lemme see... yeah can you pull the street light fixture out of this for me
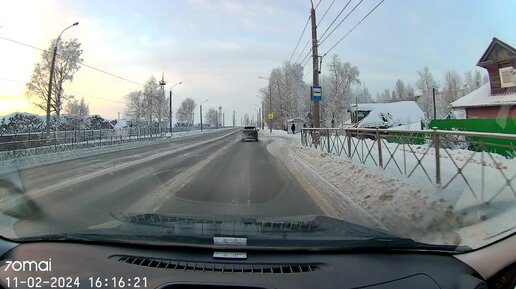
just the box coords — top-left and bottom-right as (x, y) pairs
(169, 82), (182, 133)
(46, 22), (79, 136)
(258, 76), (272, 133)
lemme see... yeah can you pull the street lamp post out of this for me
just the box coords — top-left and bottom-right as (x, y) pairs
(258, 76), (272, 133)
(169, 82), (182, 134)
(46, 22), (79, 136)
(199, 99), (208, 131)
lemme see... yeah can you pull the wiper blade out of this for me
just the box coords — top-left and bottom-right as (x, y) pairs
(112, 212), (324, 233)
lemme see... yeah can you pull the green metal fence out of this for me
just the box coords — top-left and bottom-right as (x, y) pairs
(429, 119), (516, 157)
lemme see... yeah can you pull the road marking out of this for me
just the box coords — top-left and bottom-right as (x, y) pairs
(133, 138), (238, 213)
(26, 130), (239, 200)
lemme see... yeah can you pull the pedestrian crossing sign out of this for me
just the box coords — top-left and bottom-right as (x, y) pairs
(268, 113), (274, 120)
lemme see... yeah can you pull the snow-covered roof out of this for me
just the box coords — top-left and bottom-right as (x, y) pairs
(349, 103), (383, 112)
(450, 83), (516, 108)
(353, 101), (425, 129)
(113, 119), (128, 129)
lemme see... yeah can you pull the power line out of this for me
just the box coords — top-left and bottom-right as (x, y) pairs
(0, 78), (126, 104)
(317, 0), (352, 41)
(314, 0), (323, 9)
(288, 15), (311, 64)
(0, 35), (142, 86)
(294, 39), (311, 64)
(323, 0), (386, 57)
(292, 0), (324, 64)
(66, 89), (126, 104)
(0, 35), (45, 51)
(79, 63), (142, 86)
(317, 0), (336, 26)
(319, 0), (365, 46)
(300, 47), (313, 68)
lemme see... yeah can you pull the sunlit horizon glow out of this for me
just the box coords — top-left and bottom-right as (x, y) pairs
(1, 0), (515, 121)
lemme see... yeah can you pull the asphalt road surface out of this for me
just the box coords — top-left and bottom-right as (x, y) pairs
(3, 128), (323, 237)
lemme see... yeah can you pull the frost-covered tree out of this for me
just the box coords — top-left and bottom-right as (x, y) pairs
(320, 55), (360, 126)
(65, 97), (89, 129)
(463, 70), (485, 94)
(124, 90), (144, 126)
(377, 89), (392, 103)
(416, 66), (437, 118)
(205, 108), (218, 126)
(26, 39), (83, 122)
(0, 113), (44, 134)
(393, 79), (410, 101)
(439, 70), (463, 118)
(84, 115), (112, 130)
(259, 62), (307, 129)
(142, 77), (162, 127)
(176, 98), (196, 126)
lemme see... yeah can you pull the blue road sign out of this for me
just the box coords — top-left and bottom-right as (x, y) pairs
(311, 86), (322, 101)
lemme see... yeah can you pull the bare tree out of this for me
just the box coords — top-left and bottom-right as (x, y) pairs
(439, 70), (463, 117)
(205, 108), (218, 126)
(464, 70), (485, 93)
(65, 97), (89, 129)
(377, 89), (392, 103)
(26, 38), (83, 121)
(142, 77), (161, 127)
(321, 55), (360, 126)
(125, 90), (144, 126)
(416, 66), (437, 118)
(177, 98), (196, 126)
(393, 79), (408, 101)
(406, 84), (416, 100)
(260, 62), (307, 128)
(353, 84), (373, 104)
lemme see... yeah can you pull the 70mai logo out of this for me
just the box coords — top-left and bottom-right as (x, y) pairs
(4, 259), (52, 272)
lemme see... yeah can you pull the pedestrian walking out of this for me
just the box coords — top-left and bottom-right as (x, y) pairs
(291, 123), (296, 134)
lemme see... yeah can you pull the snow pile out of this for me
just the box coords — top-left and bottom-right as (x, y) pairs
(292, 146), (462, 244)
(355, 101), (424, 129)
(264, 130), (516, 247)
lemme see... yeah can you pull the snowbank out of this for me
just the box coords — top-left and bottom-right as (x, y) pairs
(263, 130), (516, 247)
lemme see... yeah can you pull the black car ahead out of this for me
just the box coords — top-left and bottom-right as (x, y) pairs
(241, 126), (259, 141)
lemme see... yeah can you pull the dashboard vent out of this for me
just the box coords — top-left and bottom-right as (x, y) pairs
(112, 255), (322, 274)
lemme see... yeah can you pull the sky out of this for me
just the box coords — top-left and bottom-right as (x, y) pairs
(0, 0), (515, 122)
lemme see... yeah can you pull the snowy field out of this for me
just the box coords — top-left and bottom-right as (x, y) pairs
(0, 128), (231, 171)
(262, 129), (516, 248)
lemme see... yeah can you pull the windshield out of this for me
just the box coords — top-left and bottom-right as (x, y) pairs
(0, 0), (515, 253)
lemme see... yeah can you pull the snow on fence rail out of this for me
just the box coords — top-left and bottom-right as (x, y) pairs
(0, 126), (210, 160)
(300, 127), (516, 209)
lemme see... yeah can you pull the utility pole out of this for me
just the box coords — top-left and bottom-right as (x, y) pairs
(432, 88), (437, 120)
(258, 108), (261, 129)
(310, 1), (320, 128)
(218, 106), (222, 128)
(200, 105), (203, 131)
(169, 91), (172, 133)
(223, 113), (225, 127)
(233, 111), (235, 127)
(45, 22), (79, 136)
(159, 72), (166, 133)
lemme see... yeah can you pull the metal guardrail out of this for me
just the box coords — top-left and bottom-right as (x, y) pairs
(300, 128), (516, 206)
(0, 126), (217, 160)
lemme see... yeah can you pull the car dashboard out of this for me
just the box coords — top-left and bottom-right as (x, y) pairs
(0, 241), (491, 289)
